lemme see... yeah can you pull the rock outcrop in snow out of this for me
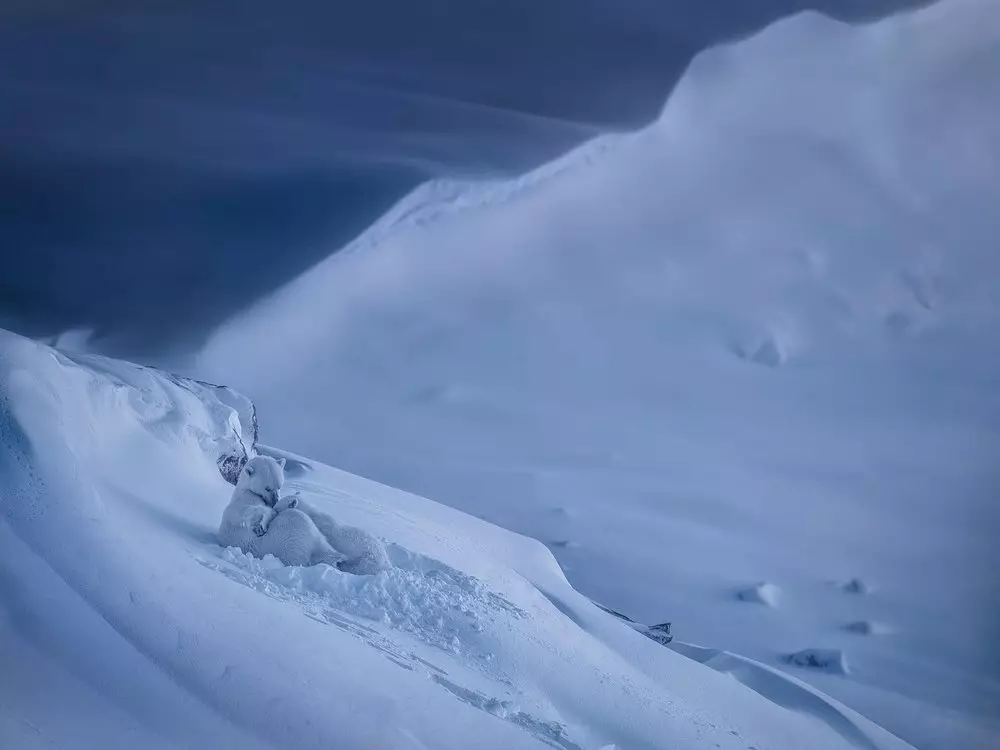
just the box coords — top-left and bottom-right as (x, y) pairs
(786, 648), (851, 675)
(844, 621), (893, 636)
(841, 577), (874, 595)
(737, 582), (782, 607)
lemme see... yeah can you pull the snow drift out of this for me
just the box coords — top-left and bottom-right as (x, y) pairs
(0, 330), (919, 749)
(197, 1), (1000, 748)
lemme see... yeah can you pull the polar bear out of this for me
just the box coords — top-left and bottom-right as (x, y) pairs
(218, 455), (344, 568)
(294, 499), (392, 575)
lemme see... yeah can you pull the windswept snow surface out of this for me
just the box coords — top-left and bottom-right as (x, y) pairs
(199, 1), (1000, 748)
(0, 331), (917, 749)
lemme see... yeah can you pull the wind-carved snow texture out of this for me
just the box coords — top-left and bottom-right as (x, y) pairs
(62, 350), (259, 477)
(197, 3), (1000, 748)
(673, 643), (888, 750)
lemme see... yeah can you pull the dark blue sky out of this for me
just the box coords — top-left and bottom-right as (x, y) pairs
(0, 0), (922, 354)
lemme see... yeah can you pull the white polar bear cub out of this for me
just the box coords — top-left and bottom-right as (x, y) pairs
(295, 497), (392, 576)
(218, 455), (344, 568)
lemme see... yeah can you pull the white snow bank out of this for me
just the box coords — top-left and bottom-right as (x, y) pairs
(0, 330), (914, 749)
(673, 643), (897, 750)
(197, 2), (1000, 747)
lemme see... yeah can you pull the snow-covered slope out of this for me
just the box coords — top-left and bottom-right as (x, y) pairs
(197, 1), (1000, 748)
(0, 330), (919, 749)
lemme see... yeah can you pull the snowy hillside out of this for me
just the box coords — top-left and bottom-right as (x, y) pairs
(0, 330), (921, 749)
(197, 1), (1000, 749)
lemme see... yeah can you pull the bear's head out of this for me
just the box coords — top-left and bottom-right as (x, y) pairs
(237, 455), (286, 507)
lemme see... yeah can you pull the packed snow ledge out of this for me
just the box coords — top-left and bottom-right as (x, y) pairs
(0, 332), (919, 749)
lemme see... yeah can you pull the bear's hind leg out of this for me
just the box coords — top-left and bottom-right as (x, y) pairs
(311, 538), (347, 568)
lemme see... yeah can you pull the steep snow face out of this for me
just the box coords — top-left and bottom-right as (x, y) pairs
(198, 2), (1000, 748)
(0, 331), (916, 750)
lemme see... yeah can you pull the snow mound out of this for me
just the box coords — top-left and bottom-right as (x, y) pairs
(674, 643), (900, 750)
(737, 582), (782, 607)
(1, 329), (916, 749)
(786, 648), (851, 675)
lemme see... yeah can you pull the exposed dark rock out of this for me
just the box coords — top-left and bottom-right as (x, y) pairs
(217, 449), (248, 486)
(644, 622), (674, 646)
(592, 601), (673, 645)
(841, 577), (873, 595)
(785, 648), (849, 674)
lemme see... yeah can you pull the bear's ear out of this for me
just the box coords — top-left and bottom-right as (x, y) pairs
(244, 463), (255, 476)
(276, 457), (286, 469)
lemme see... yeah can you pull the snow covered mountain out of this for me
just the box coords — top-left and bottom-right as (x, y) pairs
(1, 0), (922, 349)
(0, 330), (918, 749)
(195, 1), (1000, 748)
(4, 1), (997, 748)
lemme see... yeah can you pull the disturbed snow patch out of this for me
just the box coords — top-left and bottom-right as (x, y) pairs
(201, 546), (587, 749)
(205, 544), (524, 659)
(431, 675), (583, 750)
